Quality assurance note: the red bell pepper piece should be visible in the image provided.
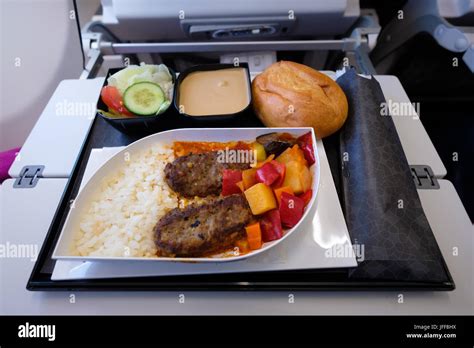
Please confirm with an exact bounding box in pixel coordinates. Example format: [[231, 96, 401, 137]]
[[260, 209, 283, 242], [298, 189, 313, 207], [297, 132, 316, 166], [100, 86, 133, 116], [279, 192, 305, 228], [300, 143, 315, 166], [297, 132, 311, 142], [269, 160, 286, 188], [222, 169, 243, 196], [256, 162, 280, 186]]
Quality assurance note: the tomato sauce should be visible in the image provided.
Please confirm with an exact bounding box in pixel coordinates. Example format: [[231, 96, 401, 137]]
[[173, 141, 251, 157]]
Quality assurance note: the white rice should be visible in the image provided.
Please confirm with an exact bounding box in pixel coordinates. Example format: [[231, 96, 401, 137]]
[[72, 144, 178, 257]]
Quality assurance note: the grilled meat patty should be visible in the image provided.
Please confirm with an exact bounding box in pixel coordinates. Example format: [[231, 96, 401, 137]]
[[164, 151, 250, 197], [154, 194, 252, 257]]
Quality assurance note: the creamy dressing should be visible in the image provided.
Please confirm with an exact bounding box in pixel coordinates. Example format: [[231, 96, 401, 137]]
[[178, 68, 250, 116]]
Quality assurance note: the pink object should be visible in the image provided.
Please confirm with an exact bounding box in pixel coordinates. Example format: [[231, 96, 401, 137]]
[[0, 148, 21, 183]]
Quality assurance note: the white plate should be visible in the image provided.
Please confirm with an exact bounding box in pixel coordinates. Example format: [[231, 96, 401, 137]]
[[52, 128, 320, 263], [51, 142, 356, 280]]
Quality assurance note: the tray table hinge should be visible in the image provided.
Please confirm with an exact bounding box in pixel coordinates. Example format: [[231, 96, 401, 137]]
[[410, 165, 440, 190], [13, 165, 45, 188]]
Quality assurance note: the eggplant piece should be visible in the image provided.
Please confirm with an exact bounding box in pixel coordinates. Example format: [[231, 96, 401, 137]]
[[256, 132, 296, 156]]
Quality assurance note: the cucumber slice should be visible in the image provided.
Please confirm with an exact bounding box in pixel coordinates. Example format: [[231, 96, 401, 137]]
[[123, 82, 165, 116]]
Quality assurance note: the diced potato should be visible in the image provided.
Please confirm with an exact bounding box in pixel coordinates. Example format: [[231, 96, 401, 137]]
[[275, 145, 307, 166], [275, 148, 291, 165], [282, 161, 312, 195], [300, 165, 312, 193], [242, 168, 258, 190], [244, 183, 277, 215], [282, 163, 304, 194]]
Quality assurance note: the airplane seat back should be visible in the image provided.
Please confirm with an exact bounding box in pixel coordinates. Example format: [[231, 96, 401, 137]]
[[0, 0, 99, 152]]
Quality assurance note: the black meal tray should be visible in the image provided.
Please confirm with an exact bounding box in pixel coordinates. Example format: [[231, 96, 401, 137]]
[[27, 80, 454, 291]]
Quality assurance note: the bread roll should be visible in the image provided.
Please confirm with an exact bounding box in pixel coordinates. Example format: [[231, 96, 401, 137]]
[[252, 61, 348, 138]]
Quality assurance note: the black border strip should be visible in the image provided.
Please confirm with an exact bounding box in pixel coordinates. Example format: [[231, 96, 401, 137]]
[[72, 0, 85, 70], [2, 316, 473, 345]]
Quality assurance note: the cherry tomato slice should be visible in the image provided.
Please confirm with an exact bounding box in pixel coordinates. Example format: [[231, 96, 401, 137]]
[[100, 86, 133, 116]]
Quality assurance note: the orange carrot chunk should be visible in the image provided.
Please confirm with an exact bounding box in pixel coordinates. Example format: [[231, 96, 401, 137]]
[[274, 186, 294, 206], [245, 222, 262, 250]]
